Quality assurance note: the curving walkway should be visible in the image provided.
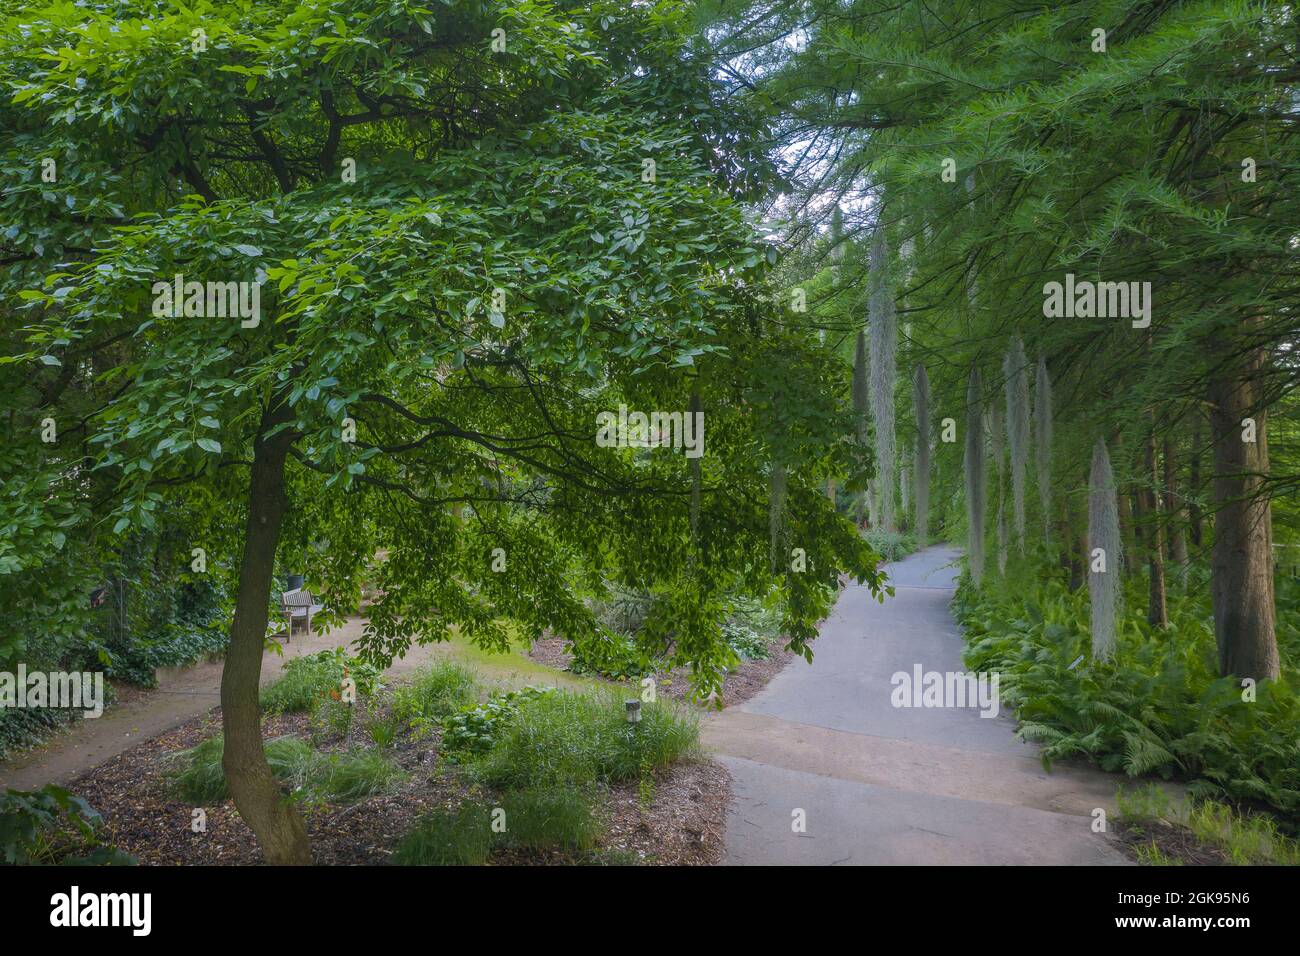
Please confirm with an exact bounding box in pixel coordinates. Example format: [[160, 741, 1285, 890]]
[[704, 546, 1130, 865]]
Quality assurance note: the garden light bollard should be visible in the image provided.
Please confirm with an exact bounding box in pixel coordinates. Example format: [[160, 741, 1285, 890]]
[[625, 700, 642, 724]]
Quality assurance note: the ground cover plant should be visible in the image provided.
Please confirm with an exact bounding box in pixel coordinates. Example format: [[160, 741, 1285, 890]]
[[957, 560, 1300, 818]]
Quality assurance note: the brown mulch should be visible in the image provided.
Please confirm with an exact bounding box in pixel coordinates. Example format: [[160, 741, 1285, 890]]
[[70, 704, 730, 867], [1114, 821, 1233, 866], [526, 635, 798, 710]]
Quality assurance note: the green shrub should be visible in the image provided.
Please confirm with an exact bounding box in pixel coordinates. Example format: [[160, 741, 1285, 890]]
[[0, 784, 134, 866], [260, 647, 382, 715], [571, 588, 785, 680], [725, 593, 784, 640], [441, 685, 556, 760], [568, 628, 654, 680], [85, 536, 231, 688], [391, 802, 493, 865], [309, 695, 355, 744], [591, 587, 659, 637], [723, 620, 771, 661], [472, 688, 699, 790], [499, 786, 604, 851], [0, 707, 78, 762], [392, 660, 480, 722], [863, 529, 918, 563]]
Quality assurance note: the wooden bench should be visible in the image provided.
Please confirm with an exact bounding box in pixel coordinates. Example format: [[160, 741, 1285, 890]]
[[279, 588, 323, 641]]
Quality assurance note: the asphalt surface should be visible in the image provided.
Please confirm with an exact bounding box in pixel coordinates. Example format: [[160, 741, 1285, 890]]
[[704, 546, 1130, 865]]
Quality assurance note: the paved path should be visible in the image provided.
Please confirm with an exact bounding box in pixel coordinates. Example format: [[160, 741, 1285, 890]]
[[703, 546, 1130, 865]]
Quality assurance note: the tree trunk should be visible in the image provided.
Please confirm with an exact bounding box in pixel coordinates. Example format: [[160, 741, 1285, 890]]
[[220, 397, 312, 864], [1208, 360, 1280, 681], [1189, 412, 1203, 548], [1064, 471, 1087, 591], [1163, 436, 1188, 568], [1140, 428, 1167, 626], [1123, 486, 1146, 577]]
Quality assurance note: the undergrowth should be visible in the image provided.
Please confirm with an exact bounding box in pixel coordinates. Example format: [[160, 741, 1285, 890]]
[[956, 560, 1300, 817]]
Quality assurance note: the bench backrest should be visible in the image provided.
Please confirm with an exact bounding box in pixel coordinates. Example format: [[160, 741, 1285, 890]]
[[281, 588, 315, 608]]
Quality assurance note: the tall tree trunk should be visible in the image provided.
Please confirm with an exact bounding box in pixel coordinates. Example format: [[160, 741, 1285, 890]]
[[1208, 362, 1280, 680], [1163, 436, 1188, 568], [1123, 491, 1138, 574], [1189, 412, 1203, 548], [964, 368, 986, 586], [1140, 427, 1168, 626], [220, 397, 312, 864], [1066, 526, 1085, 591], [1088, 439, 1121, 660], [1062, 470, 1087, 591]]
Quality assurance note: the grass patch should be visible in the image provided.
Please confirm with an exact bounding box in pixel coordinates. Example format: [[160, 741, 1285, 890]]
[[499, 786, 604, 852], [391, 788, 604, 864], [169, 735, 400, 805], [1131, 841, 1182, 865], [314, 750, 405, 802], [392, 660, 480, 723], [1117, 784, 1300, 865], [472, 688, 699, 790], [363, 712, 401, 749], [391, 802, 493, 865]]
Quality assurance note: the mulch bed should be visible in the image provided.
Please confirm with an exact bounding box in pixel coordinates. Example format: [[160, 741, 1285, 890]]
[[71, 704, 730, 866], [526, 635, 798, 710]]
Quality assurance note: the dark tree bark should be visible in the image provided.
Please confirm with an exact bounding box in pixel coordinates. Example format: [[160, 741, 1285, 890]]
[[1163, 436, 1188, 568], [1128, 491, 1142, 559], [1139, 428, 1167, 626], [1208, 357, 1280, 681], [1061, 517, 1084, 590], [1062, 471, 1087, 590], [1189, 412, 1203, 548], [220, 397, 311, 864]]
